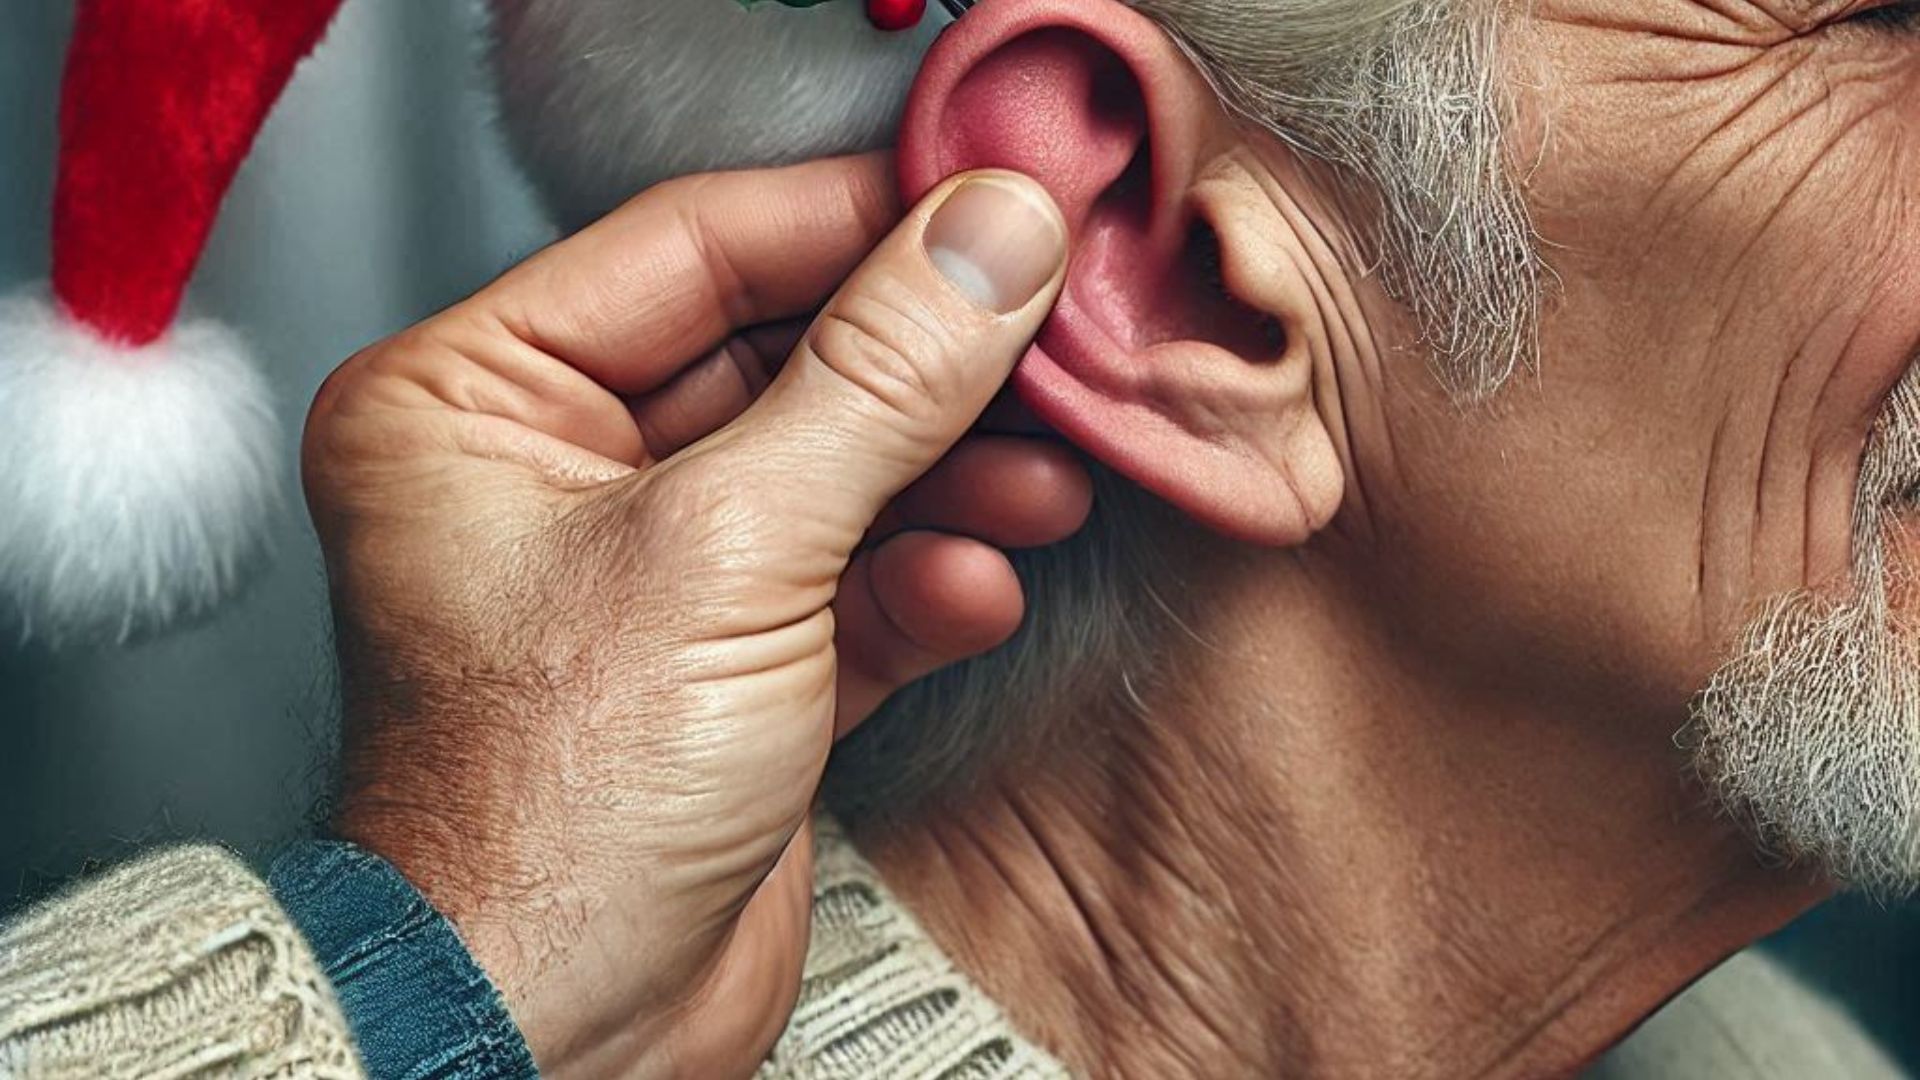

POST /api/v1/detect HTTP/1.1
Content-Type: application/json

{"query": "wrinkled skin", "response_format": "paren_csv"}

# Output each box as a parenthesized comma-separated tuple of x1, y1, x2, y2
(471, 1, 1920, 1074)
(1346, 1, 1920, 718)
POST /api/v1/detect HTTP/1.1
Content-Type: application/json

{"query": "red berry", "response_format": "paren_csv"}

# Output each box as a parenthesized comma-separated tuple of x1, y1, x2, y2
(866, 0, 926, 31)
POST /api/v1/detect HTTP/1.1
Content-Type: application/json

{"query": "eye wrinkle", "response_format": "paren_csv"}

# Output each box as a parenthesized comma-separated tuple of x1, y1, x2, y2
(1840, 1, 1920, 33)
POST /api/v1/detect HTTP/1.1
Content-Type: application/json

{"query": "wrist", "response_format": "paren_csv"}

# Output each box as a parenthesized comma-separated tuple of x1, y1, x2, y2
(332, 788, 541, 987)
(268, 839, 540, 1079)
(332, 791, 663, 1077)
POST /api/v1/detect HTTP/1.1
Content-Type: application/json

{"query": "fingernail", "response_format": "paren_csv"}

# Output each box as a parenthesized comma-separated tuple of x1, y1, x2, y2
(923, 175, 1066, 314)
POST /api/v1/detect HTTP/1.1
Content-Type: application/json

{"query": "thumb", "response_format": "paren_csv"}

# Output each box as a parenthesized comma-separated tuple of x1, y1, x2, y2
(709, 170, 1067, 550)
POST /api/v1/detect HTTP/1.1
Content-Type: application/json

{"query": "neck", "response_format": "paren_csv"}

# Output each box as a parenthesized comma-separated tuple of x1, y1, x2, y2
(850, 553, 1830, 1078)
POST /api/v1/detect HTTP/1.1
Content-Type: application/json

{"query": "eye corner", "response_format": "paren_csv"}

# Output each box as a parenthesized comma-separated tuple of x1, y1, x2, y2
(1834, 0, 1920, 32)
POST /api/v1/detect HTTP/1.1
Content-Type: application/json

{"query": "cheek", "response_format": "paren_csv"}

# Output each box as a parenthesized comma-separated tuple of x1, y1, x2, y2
(1492, 31, 1920, 676)
(1350, 29, 1920, 715)
(1351, 390, 1726, 717)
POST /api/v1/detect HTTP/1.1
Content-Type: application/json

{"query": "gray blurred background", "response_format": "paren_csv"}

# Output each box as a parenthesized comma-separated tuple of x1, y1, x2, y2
(0, 1, 552, 891)
(1, 0, 1915, 1069)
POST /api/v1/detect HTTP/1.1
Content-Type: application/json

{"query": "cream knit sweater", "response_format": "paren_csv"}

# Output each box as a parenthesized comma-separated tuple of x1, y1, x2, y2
(0, 847, 360, 1078)
(0, 821, 1903, 1079)
(757, 821, 1067, 1079)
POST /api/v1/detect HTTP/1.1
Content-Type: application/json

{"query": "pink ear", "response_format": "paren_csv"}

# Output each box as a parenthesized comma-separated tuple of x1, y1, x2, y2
(897, 0, 1320, 545)
(905, 23, 1145, 219)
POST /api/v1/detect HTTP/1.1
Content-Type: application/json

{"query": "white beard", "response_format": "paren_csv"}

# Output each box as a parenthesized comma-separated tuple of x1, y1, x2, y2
(486, 0, 945, 229)
(1689, 365, 1920, 897)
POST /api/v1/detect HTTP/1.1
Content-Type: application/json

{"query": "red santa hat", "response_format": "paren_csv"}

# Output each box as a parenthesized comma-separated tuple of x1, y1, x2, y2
(0, 0, 953, 645)
(0, 0, 348, 644)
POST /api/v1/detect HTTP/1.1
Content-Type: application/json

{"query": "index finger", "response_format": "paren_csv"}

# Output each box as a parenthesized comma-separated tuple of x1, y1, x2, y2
(476, 152, 901, 396)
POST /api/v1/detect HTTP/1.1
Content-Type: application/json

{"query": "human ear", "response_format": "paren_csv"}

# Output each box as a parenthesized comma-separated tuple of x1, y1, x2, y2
(898, 0, 1343, 545)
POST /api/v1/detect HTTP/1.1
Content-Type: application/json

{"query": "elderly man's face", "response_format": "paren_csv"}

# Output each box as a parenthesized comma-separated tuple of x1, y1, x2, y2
(1359, 0, 1920, 883)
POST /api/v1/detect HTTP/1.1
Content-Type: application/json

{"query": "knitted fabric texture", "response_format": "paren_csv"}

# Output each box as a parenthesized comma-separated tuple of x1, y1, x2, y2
(0, 824, 1904, 1079)
(0, 845, 361, 1079)
(759, 818, 1070, 1080)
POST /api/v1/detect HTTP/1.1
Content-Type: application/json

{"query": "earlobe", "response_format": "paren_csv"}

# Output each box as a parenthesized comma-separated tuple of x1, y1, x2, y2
(898, 0, 1344, 546)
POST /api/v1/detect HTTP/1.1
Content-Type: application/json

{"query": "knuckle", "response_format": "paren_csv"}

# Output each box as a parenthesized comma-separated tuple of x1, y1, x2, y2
(649, 169, 714, 206)
(309, 327, 430, 420)
(806, 283, 964, 423)
(303, 342, 383, 465)
(627, 171, 710, 222)
(677, 201, 759, 330)
(300, 327, 448, 488)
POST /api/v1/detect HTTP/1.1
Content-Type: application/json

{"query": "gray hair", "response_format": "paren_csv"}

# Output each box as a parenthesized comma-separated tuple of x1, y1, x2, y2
(1131, 0, 1540, 395)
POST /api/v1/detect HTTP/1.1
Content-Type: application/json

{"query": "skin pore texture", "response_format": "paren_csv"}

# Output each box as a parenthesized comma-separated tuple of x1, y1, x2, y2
(488, 0, 1920, 1075)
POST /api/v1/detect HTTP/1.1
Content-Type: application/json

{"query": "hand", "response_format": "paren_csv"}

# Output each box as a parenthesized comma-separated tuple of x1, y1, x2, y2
(301, 155, 1074, 1078)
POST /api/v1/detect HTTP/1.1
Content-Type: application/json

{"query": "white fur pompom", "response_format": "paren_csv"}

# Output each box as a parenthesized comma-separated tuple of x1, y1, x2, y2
(0, 290, 280, 644)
